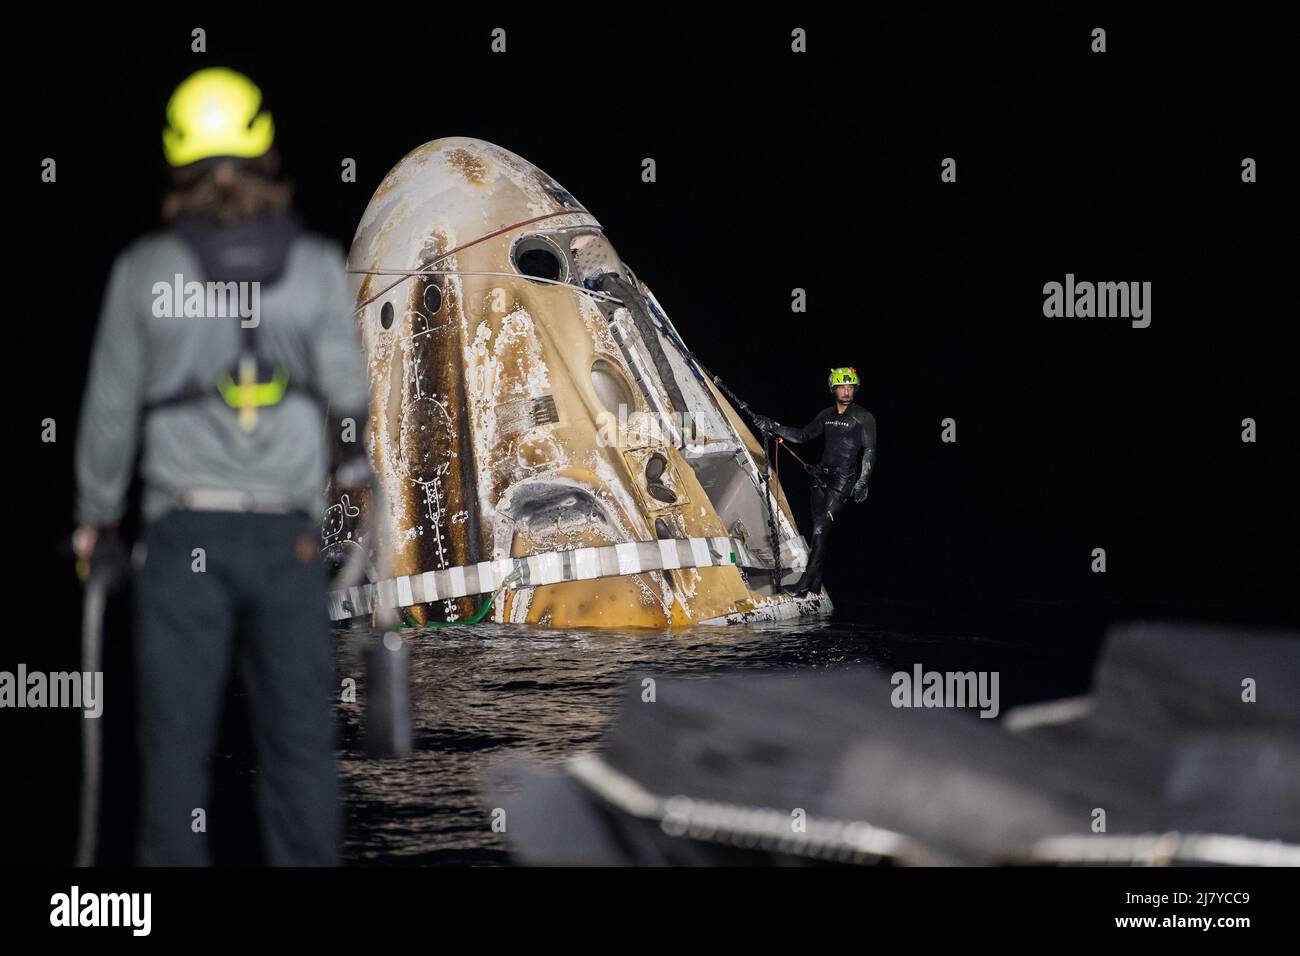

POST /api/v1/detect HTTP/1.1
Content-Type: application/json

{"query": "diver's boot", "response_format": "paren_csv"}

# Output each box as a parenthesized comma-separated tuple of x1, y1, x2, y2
(790, 538, 829, 597)
(798, 554, 826, 595)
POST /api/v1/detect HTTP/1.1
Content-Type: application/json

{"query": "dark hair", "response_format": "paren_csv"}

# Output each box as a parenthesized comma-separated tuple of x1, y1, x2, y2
(162, 151, 293, 224)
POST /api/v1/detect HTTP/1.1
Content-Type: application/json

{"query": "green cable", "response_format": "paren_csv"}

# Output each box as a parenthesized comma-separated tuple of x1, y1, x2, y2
(403, 592, 497, 630)
(399, 569, 520, 631)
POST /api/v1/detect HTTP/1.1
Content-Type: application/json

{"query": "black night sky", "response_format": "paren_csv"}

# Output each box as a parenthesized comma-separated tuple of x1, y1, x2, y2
(7, 9, 1297, 868)
(22, 11, 1294, 627)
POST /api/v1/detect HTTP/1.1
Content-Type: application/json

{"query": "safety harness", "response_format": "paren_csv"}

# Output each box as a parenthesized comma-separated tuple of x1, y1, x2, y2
(143, 214, 314, 431)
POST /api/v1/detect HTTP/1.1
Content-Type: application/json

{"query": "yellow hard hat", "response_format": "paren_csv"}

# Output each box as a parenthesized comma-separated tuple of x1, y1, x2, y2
(162, 67, 274, 167)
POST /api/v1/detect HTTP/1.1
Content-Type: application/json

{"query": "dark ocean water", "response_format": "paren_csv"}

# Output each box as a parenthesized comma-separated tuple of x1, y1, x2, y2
(10, 595, 1109, 866)
(335, 601, 1104, 865)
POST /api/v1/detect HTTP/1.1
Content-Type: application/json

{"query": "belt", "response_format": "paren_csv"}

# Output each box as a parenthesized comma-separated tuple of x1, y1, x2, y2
(171, 488, 306, 515)
(817, 464, 855, 478)
(810, 466, 854, 487)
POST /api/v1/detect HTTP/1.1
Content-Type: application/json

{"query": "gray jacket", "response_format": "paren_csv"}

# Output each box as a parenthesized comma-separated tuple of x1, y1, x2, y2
(75, 228, 369, 526)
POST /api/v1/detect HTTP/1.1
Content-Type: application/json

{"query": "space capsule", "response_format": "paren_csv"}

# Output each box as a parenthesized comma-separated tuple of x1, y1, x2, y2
(323, 137, 828, 627)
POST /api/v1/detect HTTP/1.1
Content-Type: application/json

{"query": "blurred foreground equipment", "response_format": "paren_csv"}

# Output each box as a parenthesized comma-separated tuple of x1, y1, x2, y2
(492, 621, 1300, 865)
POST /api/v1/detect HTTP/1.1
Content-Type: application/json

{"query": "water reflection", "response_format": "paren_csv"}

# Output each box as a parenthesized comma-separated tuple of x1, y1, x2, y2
(336, 617, 1088, 865)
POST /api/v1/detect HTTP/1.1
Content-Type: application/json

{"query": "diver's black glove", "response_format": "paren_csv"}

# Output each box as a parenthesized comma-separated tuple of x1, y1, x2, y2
(852, 481, 870, 503)
(750, 413, 776, 434)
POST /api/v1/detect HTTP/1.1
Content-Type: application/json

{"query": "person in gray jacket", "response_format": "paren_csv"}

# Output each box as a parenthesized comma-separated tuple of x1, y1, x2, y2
(73, 67, 370, 865)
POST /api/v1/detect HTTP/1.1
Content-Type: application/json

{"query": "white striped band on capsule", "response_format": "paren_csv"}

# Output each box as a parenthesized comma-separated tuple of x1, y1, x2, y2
(327, 534, 808, 621)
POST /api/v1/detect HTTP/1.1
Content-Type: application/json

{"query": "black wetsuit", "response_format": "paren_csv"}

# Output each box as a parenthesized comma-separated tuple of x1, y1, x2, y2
(769, 403, 876, 594)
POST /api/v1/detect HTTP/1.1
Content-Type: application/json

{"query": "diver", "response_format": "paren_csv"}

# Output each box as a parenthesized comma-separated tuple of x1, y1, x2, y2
(72, 67, 370, 865)
(750, 367, 875, 597)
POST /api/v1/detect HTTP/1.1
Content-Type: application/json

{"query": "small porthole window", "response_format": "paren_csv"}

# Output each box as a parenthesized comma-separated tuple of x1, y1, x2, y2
(380, 301, 394, 330)
(423, 283, 443, 315)
(510, 234, 568, 285)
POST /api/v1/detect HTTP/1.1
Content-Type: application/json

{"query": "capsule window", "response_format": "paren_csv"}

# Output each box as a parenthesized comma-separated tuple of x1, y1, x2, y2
(380, 301, 395, 330)
(591, 358, 635, 417)
(423, 283, 443, 314)
(510, 234, 568, 284)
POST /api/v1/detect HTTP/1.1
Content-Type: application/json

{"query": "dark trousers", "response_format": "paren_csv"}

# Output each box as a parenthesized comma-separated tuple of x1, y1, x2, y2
(134, 510, 340, 866)
(796, 475, 852, 594)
